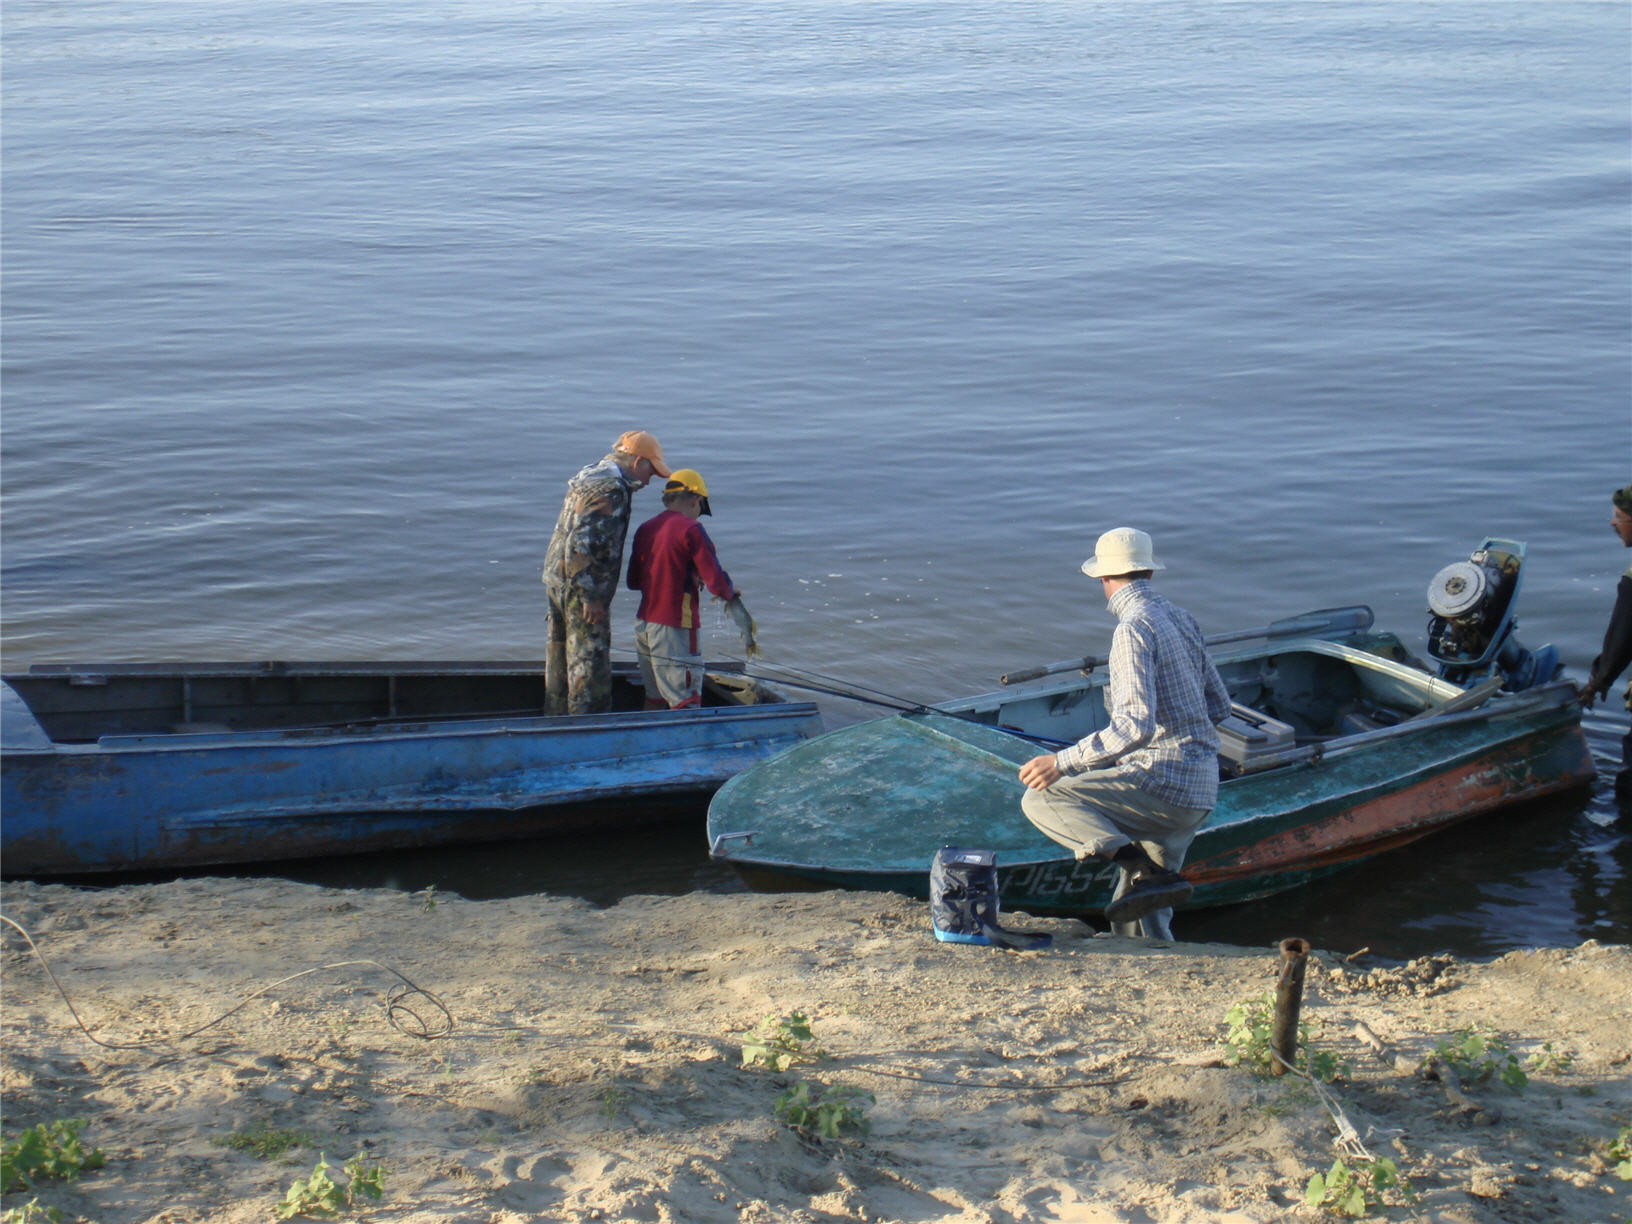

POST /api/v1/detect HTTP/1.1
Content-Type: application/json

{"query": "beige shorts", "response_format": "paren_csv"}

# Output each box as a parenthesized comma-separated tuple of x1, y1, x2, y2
(634, 620, 703, 709)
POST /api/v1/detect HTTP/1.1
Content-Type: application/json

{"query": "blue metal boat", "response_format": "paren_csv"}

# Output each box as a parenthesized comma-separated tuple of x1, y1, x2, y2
(2, 659, 820, 876)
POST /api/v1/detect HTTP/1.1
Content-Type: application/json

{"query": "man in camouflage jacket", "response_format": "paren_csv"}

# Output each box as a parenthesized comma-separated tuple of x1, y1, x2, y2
(542, 431, 670, 714)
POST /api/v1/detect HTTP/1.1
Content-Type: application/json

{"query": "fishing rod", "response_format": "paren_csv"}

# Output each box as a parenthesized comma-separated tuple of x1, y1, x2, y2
(618, 649, 1076, 748)
(746, 659, 938, 714)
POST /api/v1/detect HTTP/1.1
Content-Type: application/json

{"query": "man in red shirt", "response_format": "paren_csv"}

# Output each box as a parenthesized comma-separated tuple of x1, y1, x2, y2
(626, 469, 739, 709)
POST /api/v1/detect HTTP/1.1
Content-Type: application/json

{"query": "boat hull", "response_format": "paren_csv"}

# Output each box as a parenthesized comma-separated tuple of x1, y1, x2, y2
(3, 663, 820, 876)
(706, 642, 1594, 916)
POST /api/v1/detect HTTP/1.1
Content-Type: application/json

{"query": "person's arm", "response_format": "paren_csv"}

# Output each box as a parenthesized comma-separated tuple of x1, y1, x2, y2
(1204, 657, 1232, 724)
(689, 524, 738, 601)
(1052, 621, 1155, 775)
(626, 520, 647, 592)
(1584, 572, 1632, 706)
(565, 484, 629, 620)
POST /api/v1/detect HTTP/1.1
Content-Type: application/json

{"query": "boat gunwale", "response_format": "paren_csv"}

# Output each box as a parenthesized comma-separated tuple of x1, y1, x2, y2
(2, 664, 817, 754)
(76, 699, 820, 752)
(936, 635, 1472, 716)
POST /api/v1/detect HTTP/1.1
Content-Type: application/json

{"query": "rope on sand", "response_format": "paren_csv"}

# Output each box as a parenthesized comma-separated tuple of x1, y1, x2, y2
(0, 913, 453, 1050)
(1271, 1046, 1382, 1164)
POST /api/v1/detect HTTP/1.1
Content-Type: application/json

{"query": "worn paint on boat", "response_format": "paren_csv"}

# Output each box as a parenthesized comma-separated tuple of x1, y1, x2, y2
(2, 660, 820, 876)
(706, 629, 1594, 914)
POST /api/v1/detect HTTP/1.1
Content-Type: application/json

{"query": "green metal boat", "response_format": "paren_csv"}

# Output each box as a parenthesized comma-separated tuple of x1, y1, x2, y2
(708, 543, 1595, 916)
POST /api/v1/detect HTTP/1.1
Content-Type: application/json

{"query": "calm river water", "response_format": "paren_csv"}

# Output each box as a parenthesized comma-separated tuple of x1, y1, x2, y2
(3, 1, 1628, 957)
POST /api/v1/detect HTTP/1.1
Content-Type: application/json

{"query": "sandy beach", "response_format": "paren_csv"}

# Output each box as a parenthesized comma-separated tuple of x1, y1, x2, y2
(1, 876, 1627, 1223)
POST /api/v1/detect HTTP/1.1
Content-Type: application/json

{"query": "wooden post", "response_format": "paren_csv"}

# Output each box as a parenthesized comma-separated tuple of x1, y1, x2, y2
(1269, 938, 1310, 1077)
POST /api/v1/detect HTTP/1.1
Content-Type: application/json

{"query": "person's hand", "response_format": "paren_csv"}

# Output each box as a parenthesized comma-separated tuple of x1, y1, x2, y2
(1578, 680, 1599, 709)
(582, 599, 609, 625)
(1018, 755, 1062, 790)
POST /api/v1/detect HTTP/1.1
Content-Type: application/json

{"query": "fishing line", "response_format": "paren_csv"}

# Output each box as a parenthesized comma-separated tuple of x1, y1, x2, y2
(0, 914, 453, 1050)
(834, 1060, 1124, 1093)
(610, 645, 931, 713)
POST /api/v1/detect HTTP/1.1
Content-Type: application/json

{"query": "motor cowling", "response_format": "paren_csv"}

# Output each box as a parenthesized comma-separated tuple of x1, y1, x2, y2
(1424, 540, 1558, 691)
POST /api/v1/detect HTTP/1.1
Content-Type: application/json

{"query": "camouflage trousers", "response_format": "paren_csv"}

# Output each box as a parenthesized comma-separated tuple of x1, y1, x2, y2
(544, 588, 613, 715)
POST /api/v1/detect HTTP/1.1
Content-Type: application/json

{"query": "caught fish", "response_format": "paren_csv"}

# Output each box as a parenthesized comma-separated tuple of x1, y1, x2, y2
(723, 594, 761, 659)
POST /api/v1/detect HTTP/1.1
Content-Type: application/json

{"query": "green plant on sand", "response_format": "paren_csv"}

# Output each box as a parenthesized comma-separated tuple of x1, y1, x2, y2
(773, 1082, 873, 1142)
(741, 1010, 826, 1072)
(273, 1153, 385, 1219)
(1304, 1156, 1416, 1217)
(1, 1119, 105, 1194)
(1222, 995, 1347, 1083)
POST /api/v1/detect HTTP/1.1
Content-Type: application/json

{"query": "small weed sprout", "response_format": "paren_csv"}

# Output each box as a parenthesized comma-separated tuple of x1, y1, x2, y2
(1, 1199, 62, 1224)
(1424, 1027, 1528, 1093)
(216, 1121, 316, 1161)
(1606, 1125, 1632, 1181)
(0, 1119, 105, 1193)
(1255, 1081, 1315, 1117)
(741, 1011, 826, 1072)
(342, 1155, 385, 1205)
(1222, 995, 1347, 1083)
(419, 885, 439, 913)
(273, 1152, 385, 1219)
(774, 1082, 873, 1142)
(598, 1082, 629, 1124)
(1524, 1041, 1573, 1075)
(1304, 1156, 1416, 1217)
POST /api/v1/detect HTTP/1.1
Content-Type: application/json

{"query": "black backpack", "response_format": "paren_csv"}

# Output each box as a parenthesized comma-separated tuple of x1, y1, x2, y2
(929, 847, 1052, 951)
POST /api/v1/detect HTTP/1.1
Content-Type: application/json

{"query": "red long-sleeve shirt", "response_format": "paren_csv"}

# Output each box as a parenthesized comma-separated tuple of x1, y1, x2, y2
(626, 509, 736, 629)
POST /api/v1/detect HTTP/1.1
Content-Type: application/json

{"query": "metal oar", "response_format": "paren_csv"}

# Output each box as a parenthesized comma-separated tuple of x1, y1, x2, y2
(998, 605, 1375, 686)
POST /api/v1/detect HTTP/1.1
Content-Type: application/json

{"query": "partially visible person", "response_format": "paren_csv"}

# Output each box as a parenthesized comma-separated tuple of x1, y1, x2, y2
(1580, 482, 1632, 801)
(626, 469, 739, 709)
(541, 431, 669, 715)
(1017, 528, 1231, 939)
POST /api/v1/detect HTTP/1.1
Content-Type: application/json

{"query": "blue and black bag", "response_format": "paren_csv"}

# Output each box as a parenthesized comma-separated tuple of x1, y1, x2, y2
(929, 847, 1052, 951)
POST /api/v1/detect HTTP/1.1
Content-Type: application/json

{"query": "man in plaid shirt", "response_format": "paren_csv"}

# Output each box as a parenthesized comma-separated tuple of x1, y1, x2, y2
(1019, 527, 1231, 938)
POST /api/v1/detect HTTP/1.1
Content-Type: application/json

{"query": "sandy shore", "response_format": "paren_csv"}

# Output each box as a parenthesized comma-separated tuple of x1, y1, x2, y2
(1, 877, 1627, 1223)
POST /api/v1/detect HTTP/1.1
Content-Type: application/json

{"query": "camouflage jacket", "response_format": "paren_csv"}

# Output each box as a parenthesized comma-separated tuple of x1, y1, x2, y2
(541, 457, 637, 605)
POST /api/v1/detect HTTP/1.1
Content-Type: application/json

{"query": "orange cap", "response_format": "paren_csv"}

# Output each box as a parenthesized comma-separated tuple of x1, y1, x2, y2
(613, 430, 670, 478)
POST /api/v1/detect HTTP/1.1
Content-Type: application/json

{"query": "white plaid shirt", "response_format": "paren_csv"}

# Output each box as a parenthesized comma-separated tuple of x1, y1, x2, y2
(1054, 581, 1231, 810)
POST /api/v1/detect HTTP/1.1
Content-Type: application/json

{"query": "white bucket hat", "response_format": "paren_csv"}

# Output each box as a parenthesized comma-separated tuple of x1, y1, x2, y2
(1080, 527, 1164, 578)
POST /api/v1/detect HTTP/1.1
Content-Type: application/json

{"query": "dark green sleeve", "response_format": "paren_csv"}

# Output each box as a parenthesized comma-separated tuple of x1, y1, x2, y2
(1587, 573, 1632, 694)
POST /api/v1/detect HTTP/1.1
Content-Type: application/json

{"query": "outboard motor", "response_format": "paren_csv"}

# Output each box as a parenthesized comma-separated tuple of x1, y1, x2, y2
(1425, 538, 1558, 691)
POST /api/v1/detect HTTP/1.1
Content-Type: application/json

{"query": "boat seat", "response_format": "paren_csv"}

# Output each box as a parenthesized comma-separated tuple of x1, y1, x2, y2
(169, 722, 234, 734)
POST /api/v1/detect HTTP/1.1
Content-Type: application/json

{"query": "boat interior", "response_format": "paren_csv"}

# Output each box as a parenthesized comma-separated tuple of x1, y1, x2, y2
(948, 640, 1447, 775)
(3, 661, 782, 744)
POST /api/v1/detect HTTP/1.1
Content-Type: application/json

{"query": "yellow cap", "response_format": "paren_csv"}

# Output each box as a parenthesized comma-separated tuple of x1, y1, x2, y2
(664, 469, 709, 498)
(664, 469, 712, 515)
(613, 430, 670, 478)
